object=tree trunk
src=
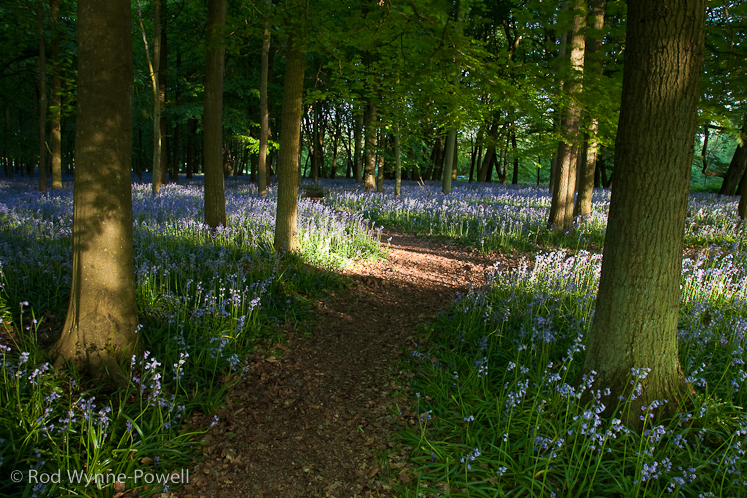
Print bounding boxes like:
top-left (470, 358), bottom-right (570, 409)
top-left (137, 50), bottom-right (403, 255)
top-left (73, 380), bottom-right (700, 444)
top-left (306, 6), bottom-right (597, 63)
top-left (719, 117), bottom-right (747, 196)
top-left (548, 0), bottom-right (585, 232)
top-left (574, 0), bottom-right (605, 217)
top-left (172, 121), bottom-right (179, 182)
top-left (312, 100), bottom-right (322, 184)
top-left (511, 128), bottom-right (519, 184)
top-left (583, 0), bottom-right (706, 429)
top-left (203, 0), bottom-right (227, 229)
top-left (186, 118), bottom-right (194, 179)
top-left (354, 109), bottom-right (363, 183)
top-left (159, 8), bottom-right (169, 186)
top-left (274, 25), bottom-right (306, 253)
top-left (442, 1), bottom-right (464, 194)
top-left (49, 0), bottom-right (62, 188)
top-left (431, 136), bottom-right (444, 181)
top-left (38, 2), bottom-right (47, 193)
top-left (150, 0), bottom-right (162, 194)
top-left (363, 102), bottom-right (377, 190)
top-left (376, 129), bottom-right (384, 192)
top-left (52, 0), bottom-right (138, 379)
top-left (394, 124), bottom-right (402, 196)
top-left (258, 2), bottom-right (271, 196)
top-left (330, 108), bottom-right (341, 179)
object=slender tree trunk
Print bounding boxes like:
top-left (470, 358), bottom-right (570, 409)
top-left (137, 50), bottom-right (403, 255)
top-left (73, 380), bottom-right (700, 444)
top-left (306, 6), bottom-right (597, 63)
top-left (312, 100), bottom-right (321, 184)
top-left (363, 102), bottom-right (377, 190)
top-left (330, 108), bottom-right (341, 179)
top-left (394, 124), bottom-right (402, 196)
top-left (353, 109), bottom-right (363, 182)
top-left (52, 0), bottom-right (138, 379)
top-left (376, 129), bottom-right (384, 192)
top-left (172, 121), bottom-right (179, 182)
top-left (274, 24), bottom-right (306, 253)
top-left (159, 7), bottom-right (169, 185)
top-left (38, 2), bottom-right (47, 192)
top-left (50, 0), bottom-right (62, 189)
top-left (136, 0), bottom-right (161, 194)
top-left (186, 118), bottom-right (194, 179)
top-left (442, 1), bottom-right (464, 194)
top-left (548, 0), bottom-right (586, 232)
top-left (583, 0), bottom-right (706, 429)
top-left (511, 128), bottom-right (519, 184)
top-left (258, 1), bottom-right (271, 196)
top-left (203, 0), bottom-right (227, 229)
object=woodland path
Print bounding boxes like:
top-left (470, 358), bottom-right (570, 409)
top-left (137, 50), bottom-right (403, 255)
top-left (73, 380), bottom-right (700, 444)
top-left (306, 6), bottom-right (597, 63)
top-left (175, 231), bottom-right (508, 498)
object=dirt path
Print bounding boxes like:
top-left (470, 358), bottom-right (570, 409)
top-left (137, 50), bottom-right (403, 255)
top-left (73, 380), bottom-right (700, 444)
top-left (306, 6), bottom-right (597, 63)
top-left (175, 232), bottom-right (505, 498)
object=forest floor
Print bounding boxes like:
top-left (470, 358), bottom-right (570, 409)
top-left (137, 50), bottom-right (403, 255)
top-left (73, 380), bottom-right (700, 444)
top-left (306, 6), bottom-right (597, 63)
top-left (173, 230), bottom-right (518, 498)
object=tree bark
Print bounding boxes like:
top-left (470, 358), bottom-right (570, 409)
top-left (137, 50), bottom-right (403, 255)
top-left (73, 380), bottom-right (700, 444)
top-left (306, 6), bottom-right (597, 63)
top-left (583, 0), bottom-right (706, 429)
top-left (258, 1), bottom-right (271, 196)
top-left (719, 117), bottom-right (747, 196)
top-left (50, 0), bottom-right (62, 189)
top-left (548, 0), bottom-right (585, 232)
top-left (203, 0), bottom-right (227, 229)
top-left (38, 2), bottom-right (47, 193)
top-left (52, 0), bottom-right (138, 379)
top-left (274, 28), bottom-right (306, 253)
top-left (574, 0), bottom-right (605, 217)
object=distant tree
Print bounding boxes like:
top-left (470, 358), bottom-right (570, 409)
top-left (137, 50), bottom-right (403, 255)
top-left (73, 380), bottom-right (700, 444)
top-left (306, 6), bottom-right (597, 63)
top-left (574, 0), bottom-right (605, 217)
top-left (49, 0), bottom-right (62, 189)
top-left (52, 0), bottom-right (139, 379)
top-left (257, 0), bottom-right (271, 197)
top-left (582, 0), bottom-right (706, 428)
top-left (548, 0), bottom-right (586, 232)
top-left (136, 0), bottom-right (163, 195)
top-left (203, 0), bottom-right (227, 229)
top-left (37, 0), bottom-right (47, 193)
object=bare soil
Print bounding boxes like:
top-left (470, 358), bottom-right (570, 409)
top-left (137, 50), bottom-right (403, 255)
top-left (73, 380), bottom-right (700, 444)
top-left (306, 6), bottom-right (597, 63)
top-left (174, 231), bottom-right (516, 498)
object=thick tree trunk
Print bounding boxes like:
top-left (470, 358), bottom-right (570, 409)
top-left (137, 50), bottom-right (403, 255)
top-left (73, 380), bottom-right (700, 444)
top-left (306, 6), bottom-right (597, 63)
top-left (274, 27), bottom-right (306, 253)
top-left (203, 0), bottom-right (227, 229)
top-left (719, 118), bottom-right (747, 196)
top-left (574, 0), bottom-right (605, 217)
top-left (583, 0), bottom-right (705, 429)
top-left (548, 0), bottom-right (585, 232)
top-left (52, 0), bottom-right (138, 379)
top-left (258, 3), bottom-right (271, 196)
top-left (38, 3), bottom-right (47, 193)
